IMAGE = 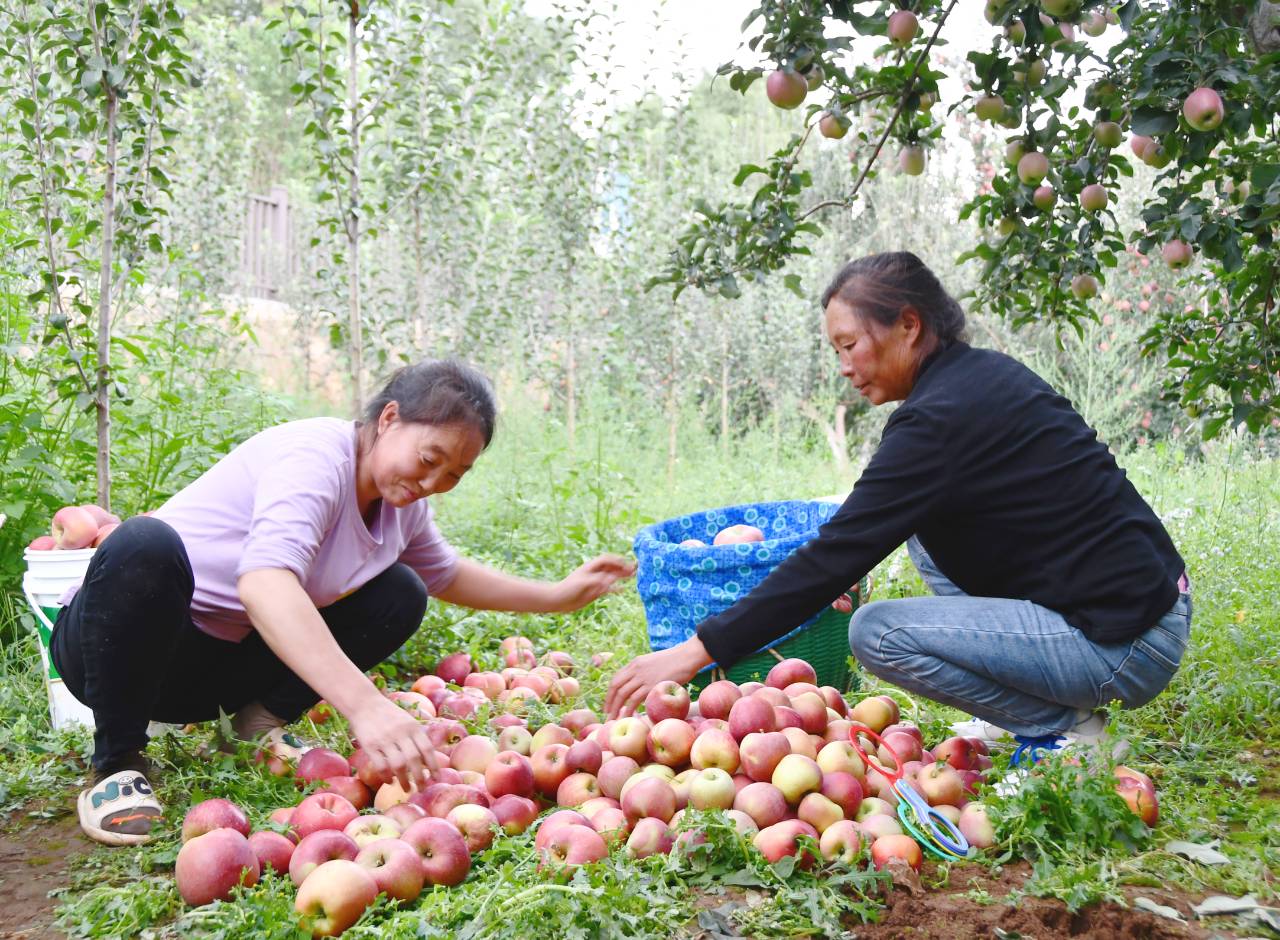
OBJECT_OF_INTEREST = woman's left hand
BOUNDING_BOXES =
[551,554,636,612]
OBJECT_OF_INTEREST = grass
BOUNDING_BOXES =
[1,401,1278,937]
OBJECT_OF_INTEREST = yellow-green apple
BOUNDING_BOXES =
[975,95,1005,122]
[935,804,962,825]
[51,506,98,549]
[734,781,789,828]
[400,817,471,886]
[175,828,259,906]
[754,819,819,867]
[696,680,742,721]
[383,802,426,832]
[598,755,641,800]
[491,794,539,835]
[644,681,691,722]
[871,833,922,870]
[1093,121,1122,148]
[849,696,897,733]
[764,70,807,110]
[248,829,295,874]
[609,717,650,761]
[1183,87,1224,131]
[343,814,402,848]
[855,797,894,820]
[819,819,863,864]
[496,725,533,756]
[1031,184,1056,211]
[766,658,817,690]
[819,111,849,139]
[1005,139,1027,166]
[626,816,675,857]
[1071,274,1098,299]
[354,837,423,902]
[486,750,534,799]
[648,718,695,766]
[917,763,964,807]
[1140,138,1171,167]
[294,858,378,936]
[182,798,250,842]
[446,804,499,853]
[640,763,676,782]
[820,771,864,818]
[539,823,609,869]
[715,524,766,545]
[887,9,919,45]
[621,776,676,823]
[740,731,792,782]
[1012,57,1046,84]
[898,145,926,175]
[1017,151,1049,184]
[1080,183,1108,212]
[531,743,572,797]
[958,802,995,847]
[690,728,740,773]
[557,772,601,808]
[780,727,817,760]
[288,829,360,886]
[463,671,506,700]
[797,792,843,834]
[688,768,737,810]
[860,813,904,839]
[772,754,823,804]
[1162,239,1193,269]
[817,741,866,780]
[450,735,499,775]
[729,696,777,740]
[1081,10,1106,34]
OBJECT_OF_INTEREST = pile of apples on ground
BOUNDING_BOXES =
[27,504,129,551]
[174,641,1016,936]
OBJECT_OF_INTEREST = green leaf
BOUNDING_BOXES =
[1130,106,1177,137]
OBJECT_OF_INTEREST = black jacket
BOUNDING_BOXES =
[696,342,1185,668]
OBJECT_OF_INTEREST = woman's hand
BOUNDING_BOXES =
[345,695,439,792]
[551,554,636,613]
[605,636,711,718]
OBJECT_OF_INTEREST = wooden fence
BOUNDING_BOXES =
[240,185,296,299]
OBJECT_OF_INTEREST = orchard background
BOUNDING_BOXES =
[0,0,1277,937]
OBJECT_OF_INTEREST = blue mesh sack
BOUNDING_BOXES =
[634,500,841,662]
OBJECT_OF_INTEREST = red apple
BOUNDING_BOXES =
[411,674,446,697]
[648,718,696,767]
[690,728,740,773]
[1017,151,1049,185]
[790,693,829,735]
[294,858,378,935]
[354,837,424,902]
[696,681,742,721]
[932,736,981,772]
[728,696,777,741]
[780,727,817,760]
[79,504,121,527]
[296,748,352,787]
[565,739,603,776]
[871,833,922,870]
[820,771,864,818]
[766,658,817,690]
[383,802,427,832]
[1162,239,1193,269]
[289,829,360,886]
[754,819,819,866]
[916,762,964,807]
[342,814,401,849]
[51,505,99,549]
[450,735,499,775]
[490,794,539,835]
[182,798,250,842]
[733,782,790,829]
[91,523,119,546]
[531,743,572,797]
[446,803,500,853]
[621,776,676,824]
[597,756,641,801]
[739,731,792,782]
[859,813,904,840]
[556,772,602,808]
[1182,86,1224,132]
[887,9,919,46]
[247,829,295,874]
[175,828,259,906]
[764,69,807,110]
[625,816,675,858]
[400,817,471,886]
[539,823,609,869]
[496,724,533,755]
[819,819,863,864]
[26,535,56,551]
[485,750,534,799]
[644,681,691,722]
[534,809,593,852]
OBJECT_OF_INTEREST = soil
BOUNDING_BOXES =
[0,802,90,940]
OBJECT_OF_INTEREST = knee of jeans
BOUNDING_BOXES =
[849,601,893,665]
[385,564,429,626]
[107,517,192,588]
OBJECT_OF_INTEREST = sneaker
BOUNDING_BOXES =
[77,767,163,846]
[949,716,1015,744]
[1059,710,1131,761]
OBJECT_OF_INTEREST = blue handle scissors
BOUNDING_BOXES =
[849,727,970,861]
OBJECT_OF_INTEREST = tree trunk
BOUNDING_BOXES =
[346,4,364,414]
[797,399,851,478]
[566,333,577,452]
[95,88,117,510]
[719,325,730,457]
[413,196,426,351]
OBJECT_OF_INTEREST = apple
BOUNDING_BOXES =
[863,767,900,805]
[268,806,297,836]
[1114,767,1159,826]
[343,814,402,848]
[410,674,446,697]
[648,718,696,767]
[497,725,533,755]
[26,535,56,551]
[175,828,260,906]
[182,798,250,842]
[754,686,788,708]
[678,538,706,548]
[733,781,789,829]
[690,728,740,773]
[1140,138,1171,168]
[79,504,121,527]
[1093,121,1123,149]
[446,804,500,853]
[1129,134,1154,158]
[935,804,963,825]
[549,677,580,704]
[958,802,996,848]
[818,687,848,717]
[542,650,576,675]
[92,523,119,546]
[621,776,677,824]
[564,739,603,777]
[463,671,505,700]
[349,748,392,792]
[740,681,765,696]
[1080,183,1108,212]
[1029,184,1056,212]
[400,817,471,886]
[1162,239,1193,269]
[824,719,855,745]
[765,658,817,690]
[1183,86,1224,132]
[557,771,602,808]
[818,111,849,139]
[859,813,905,840]
[294,858,378,936]
[728,696,777,741]
[289,829,360,886]
[383,802,427,832]
[539,823,609,869]
[871,833,922,870]
[820,771,864,818]
[387,690,436,721]
[643,681,691,722]
[975,96,1005,122]
[534,809,593,852]
[626,816,675,858]
[247,829,295,874]
[887,9,919,46]
[688,768,737,810]
[765,70,807,110]
[817,741,866,780]
[491,794,539,835]
[1070,274,1098,300]
[425,718,466,752]
[780,727,817,760]
[449,735,499,775]
[354,837,423,903]
[484,750,534,799]
[789,693,829,735]
[608,717,650,761]
[51,505,98,549]
[797,792,844,834]
[754,819,819,867]
[296,748,352,788]
[739,731,792,782]
[531,743,572,797]
[1017,151,1049,185]
[878,731,923,766]
[555,710,596,739]
[819,819,863,864]
[424,784,489,819]
[714,523,766,545]
[434,651,473,685]
[696,681,742,721]
[589,806,630,845]
[917,763,965,807]
[596,756,640,801]
[898,145,926,176]
[849,696,897,733]
[772,754,823,805]
[855,797,894,820]
[1082,10,1107,34]
[373,780,415,813]
[1013,57,1047,85]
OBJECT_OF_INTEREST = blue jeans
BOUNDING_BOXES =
[848,537,1191,737]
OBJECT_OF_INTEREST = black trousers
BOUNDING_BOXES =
[50,516,427,774]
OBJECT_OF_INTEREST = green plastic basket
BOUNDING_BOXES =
[687,577,870,695]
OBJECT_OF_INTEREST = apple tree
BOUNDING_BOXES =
[649,0,1280,438]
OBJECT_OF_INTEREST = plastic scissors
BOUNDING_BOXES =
[849,726,970,861]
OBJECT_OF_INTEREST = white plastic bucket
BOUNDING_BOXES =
[22,547,97,730]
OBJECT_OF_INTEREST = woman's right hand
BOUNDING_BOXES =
[346,695,439,791]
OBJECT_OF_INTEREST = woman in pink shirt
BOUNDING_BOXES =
[51,360,634,846]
